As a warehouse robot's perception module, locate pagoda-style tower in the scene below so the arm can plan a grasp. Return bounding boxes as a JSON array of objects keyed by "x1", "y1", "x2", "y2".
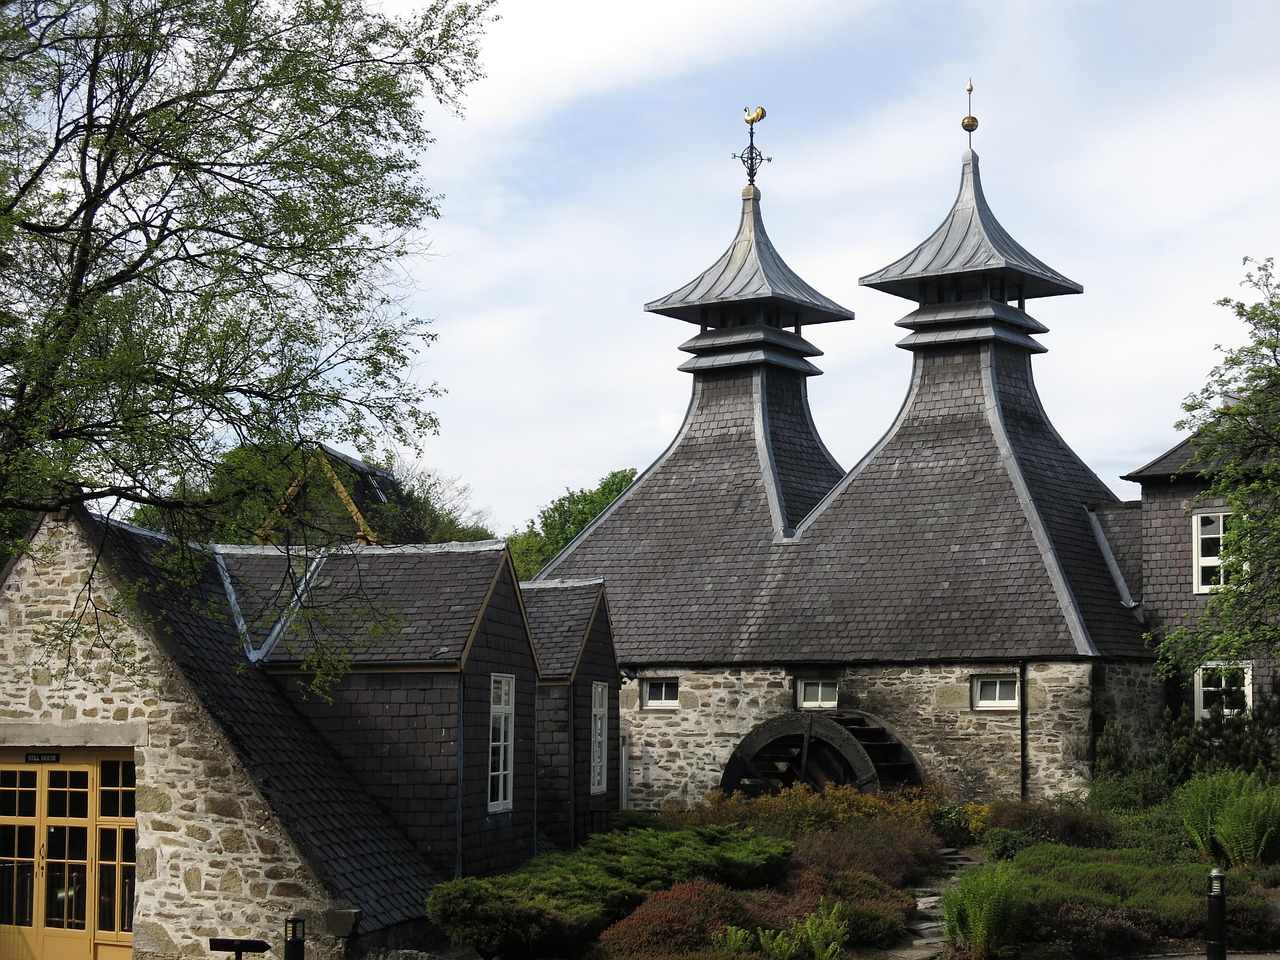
[
  {"x1": 541, "y1": 102, "x2": 1158, "y2": 808},
  {"x1": 542, "y1": 111, "x2": 854, "y2": 655},
  {"x1": 751, "y1": 140, "x2": 1145, "y2": 665}
]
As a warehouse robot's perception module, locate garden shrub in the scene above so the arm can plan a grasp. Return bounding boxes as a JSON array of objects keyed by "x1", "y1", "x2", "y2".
[
  {"x1": 1213, "y1": 784, "x2": 1280, "y2": 867},
  {"x1": 426, "y1": 826, "x2": 788, "y2": 957},
  {"x1": 1107, "y1": 804, "x2": 1200, "y2": 863},
  {"x1": 1007, "y1": 843, "x2": 1279, "y2": 951},
  {"x1": 1173, "y1": 769, "x2": 1278, "y2": 864},
  {"x1": 789, "y1": 822, "x2": 942, "y2": 887},
  {"x1": 581, "y1": 825, "x2": 792, "y2": 890},
  {"x1": 1175, "y1": 769, "x2": 1253, "y2": 860},
  {"x1": 983, "y1": 797, "x2": 1113, "y2": 848},
  {"x1": 1043, "y1": 901, "x2": 1160, "y2": 958},
  {"x1": 665, "y1": 783, "x2": 946, "y2": 838},
  {"x1": 425, "y1": 874, "x2": 618, "y2": 960},
  {"x1": 941, "y1": 862, "x2": 1025, "y2": 960},
  {"x1": 980, "y1": 826, "x2": 1037, "y2": 861},
  {"x1": 747, "y1": 867, "x2": 910, "y2": 949},
  {"x1": 597, "y1": 880, "x2": 752, "y2": 960}
]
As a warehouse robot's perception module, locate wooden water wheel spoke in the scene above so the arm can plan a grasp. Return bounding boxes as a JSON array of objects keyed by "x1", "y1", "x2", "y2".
[{"x1": 720, "y1": 711, "x2": 922, "y2": 797}]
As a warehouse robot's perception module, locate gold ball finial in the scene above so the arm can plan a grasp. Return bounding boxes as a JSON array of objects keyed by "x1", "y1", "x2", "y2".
[{"x1": 962, "y1": 78, "x2": 977, "y2": 138}]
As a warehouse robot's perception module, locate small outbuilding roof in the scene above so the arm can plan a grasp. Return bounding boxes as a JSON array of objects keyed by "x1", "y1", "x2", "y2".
[{"x1": 522, "y1": 578, "x2": 607, "y2": 680}]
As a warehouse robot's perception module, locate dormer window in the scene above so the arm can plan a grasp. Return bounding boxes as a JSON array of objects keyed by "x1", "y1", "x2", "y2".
[{"x1": 1194, "y1": 512, "x2": 1231, "y2": 593}]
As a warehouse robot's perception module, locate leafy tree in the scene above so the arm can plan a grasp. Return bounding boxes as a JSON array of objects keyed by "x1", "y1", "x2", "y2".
[
  {"x1": 130, "y1": 444, "x2": 495, "y2": 545},
  {"x1": 0, "y1": 0, "x2": 494, "y2": 531},
  {"x1": 509, "y1": 468, "x2": 637, "y2": 579},
  {"x1": 1159, "y1": 257, "x2": 1280, "y2": 671}
]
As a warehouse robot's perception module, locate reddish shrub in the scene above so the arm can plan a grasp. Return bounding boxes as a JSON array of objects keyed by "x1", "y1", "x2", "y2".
[
  {"x1": 791, "y1": 823, "x2": 943, "y2": 887},
  {"x1": 598, "y1": 880, "x2": 753, "y2": 960},
  {"x1": 744, "y1": 867, "x2": 912, "y2": 948}
]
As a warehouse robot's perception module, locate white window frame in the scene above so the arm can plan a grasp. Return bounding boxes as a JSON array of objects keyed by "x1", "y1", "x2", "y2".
[
  {"x1": 488, "y1": 674, "x2": 515, "y2": 812},
  {"x1": 797, "y1": 679, "x2": 838, "y2": 709},
  {"x1": 642, "y1": 678, "x2": 679, "y2": 709},
  {"x1": 590, "y1": 682, "x2": 608, "y2": 795},
  {"x1": 972, "y1": 675, "x2": 1019, "y2": 711},
  {"x1": 1195, "y1": 662, "x2": 1252, "y2": 720},
  {"x1": 1193, "y1": 511, "x2": 1231, "y2": 594}
]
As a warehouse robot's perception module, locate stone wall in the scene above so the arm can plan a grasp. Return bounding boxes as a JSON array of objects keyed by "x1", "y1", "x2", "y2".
[
  {"x1": 0, "y1": 517, "x2": 347, "y2": 960},
  {"x1": 620, "y1": 659, "x2": 1158, "y2": 808}
]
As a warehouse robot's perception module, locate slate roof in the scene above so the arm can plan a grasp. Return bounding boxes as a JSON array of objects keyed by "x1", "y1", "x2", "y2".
[
  {"x1": 543, "y1": 147, "x2": 1148, "y2": 666},
  {"x1": 92, "y1": 516, "x2": 441, "y2": 933},
  {"x1": 860, "y1": 149, "x2": 1082, "y2": 303},
  {"x1": 645, "y1": 184, "x2": 855, "y2": 327},
  {"x1": 1123, "y1": 436, "x2": 1203, "y2": 483},
  {"x1": 1090, "y1": 502, "x2": 1144, "y2": 610},
  {"x1": 522, "y1": 579, "x2": 606, "y2": 680},
  {"x1": 259, "y1": 542, "x2": 512, "y2": 667}
]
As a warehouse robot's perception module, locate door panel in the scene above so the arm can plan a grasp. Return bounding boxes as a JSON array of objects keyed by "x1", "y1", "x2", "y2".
[{"x1": 0, "y1": 755, "x2": 135, "y2": 960}]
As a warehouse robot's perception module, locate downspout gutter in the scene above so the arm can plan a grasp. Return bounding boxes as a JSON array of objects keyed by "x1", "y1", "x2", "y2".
[
  {"x1": 455, "y1": 671, "x2": 465, "y2": 879},
  {"x1": 566, "y1": 686, "x2": 575, "y2": 848},
  {"x1": 1019, "y1": 660, "x2": 1029, "y2": 799}
]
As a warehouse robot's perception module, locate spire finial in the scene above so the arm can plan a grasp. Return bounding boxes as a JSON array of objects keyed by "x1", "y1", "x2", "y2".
[
  {"x1": 733, "y1": 106, "x2": 771, "y2": 185},
  {"x1": 961, "y1": 79, "x2": 978, "y2": 148}
]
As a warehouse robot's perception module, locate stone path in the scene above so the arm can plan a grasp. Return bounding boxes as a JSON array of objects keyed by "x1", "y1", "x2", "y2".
[{"x1": 886, "y1": 847, "x2": 982, "y2": 960}]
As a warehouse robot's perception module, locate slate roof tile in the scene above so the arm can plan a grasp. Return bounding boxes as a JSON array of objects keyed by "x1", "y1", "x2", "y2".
[
  {"x1": 522, "y1": 579, "x2": 606, "y2": 680},
  {"x1": 95, "y1": 518, "x2": 439, "y2": 933}
]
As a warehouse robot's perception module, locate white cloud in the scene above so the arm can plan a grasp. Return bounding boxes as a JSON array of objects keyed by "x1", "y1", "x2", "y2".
[{"x1": 391, "y1": 0, "x2": 1280, "y2": 531}]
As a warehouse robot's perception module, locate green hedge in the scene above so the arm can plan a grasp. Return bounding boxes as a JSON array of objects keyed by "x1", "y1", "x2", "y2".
[
  {"x1": 1006, "y1": 844, "x2": 1278, "y2": 953},
  {"x1": 425, "y1": 826, "x2": 792, "y2": 958}
]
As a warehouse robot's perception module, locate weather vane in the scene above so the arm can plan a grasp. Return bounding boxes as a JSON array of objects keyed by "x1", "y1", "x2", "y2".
[
  {"x1": 732, "y1": 106, "x2": 771, "y2": 185},
  {"x1": 961, "y1": 79, "x2": 978, "y2": 148}
]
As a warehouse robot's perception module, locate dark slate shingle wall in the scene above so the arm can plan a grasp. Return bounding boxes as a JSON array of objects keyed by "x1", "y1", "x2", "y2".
[
  {"x1": 284, "y1": 672, "x2": 461, "y2": 872},
  {"x1": 458, "y1": 562, "x2": 539, "y2": 876}
]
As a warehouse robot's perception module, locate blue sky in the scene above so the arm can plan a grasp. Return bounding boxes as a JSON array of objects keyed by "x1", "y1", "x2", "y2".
[{"x1": 395, "y1": 0, "x2": 1280, "y2": 532}]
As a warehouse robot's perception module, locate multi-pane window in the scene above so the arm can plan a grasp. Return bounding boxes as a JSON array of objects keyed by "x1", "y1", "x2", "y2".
[
  {"x1": 489, "y1": 674, "x2": 515, "y2": 812},
  {"x1": 0, "y1": 769, "x2": 36, "y2": 929},
  {"x1": 972, "y1": 675, "x2": 1019, "y2": 710},
  {"x1": 643, "y1": 679, "x2": 679, "y2": 709},
  {"x1": 797, "y1": 680, "x2": 838, "y2": 709},
  {"x1": 1194, "y1": 512, "x2": 1231, "y2": 593},
  {"x1": 590, "y1": 682, "x2": 608, "y2": 795},
  {"x1": 1195, "y1": 662, "x2": 1252, "y2": 719},
  {"x1": 0, "y1": 755, "x2": 134, "y2": 955},
  {"x1": 97, "y1": 760, "x2": 135, "y2": 937}
]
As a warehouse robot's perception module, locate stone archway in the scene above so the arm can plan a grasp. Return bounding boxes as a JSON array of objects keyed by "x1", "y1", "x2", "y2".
[{"x1": 720, "y1": 711, "x2": 922, "y2": 797}]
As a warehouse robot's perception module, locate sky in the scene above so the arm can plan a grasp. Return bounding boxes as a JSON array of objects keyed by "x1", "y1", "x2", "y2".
[{"x1": 391, "y1": 0, "x2": 1280, "y2": 534}]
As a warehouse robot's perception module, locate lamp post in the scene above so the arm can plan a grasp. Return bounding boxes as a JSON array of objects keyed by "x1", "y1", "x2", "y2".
[
  {"x1": 1207, "y1": 867, "x2": 1226, "y2": 960},
  {"x1": 284, "y1": 916, "x2": 305, "y2": 960}
]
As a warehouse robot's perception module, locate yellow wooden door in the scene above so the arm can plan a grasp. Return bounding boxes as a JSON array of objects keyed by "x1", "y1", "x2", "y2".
[{"x1": 0, "y1": 754, "x2": 134, "y2": 960}]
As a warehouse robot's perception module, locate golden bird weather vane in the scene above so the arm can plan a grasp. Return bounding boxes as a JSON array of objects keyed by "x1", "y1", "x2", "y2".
[{"x1": 733, "y1": 106, "x2": 771, "y2": 185}]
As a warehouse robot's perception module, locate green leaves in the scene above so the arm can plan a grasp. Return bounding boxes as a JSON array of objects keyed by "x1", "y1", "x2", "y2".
[
  {"x1": 0, "y1": 0, "x2": 495, "y2": 515},
  {"x1": 1159, "y1": 257, "x2": 1280, "y2": 672},
  {"x1": 508, "y1": 468, "x2": 637, "y2": 579}
]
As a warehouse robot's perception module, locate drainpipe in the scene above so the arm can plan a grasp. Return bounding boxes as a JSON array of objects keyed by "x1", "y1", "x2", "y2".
[
  {"x1": 455, "y1": 672, "x2": 465, "y2": 879},
  {"x1": 1019, "y1": 660, "x2": 1029, "y2": 799},
  {"x1": 566, "y1": 686, "x2": 575, "y2": 848}
]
